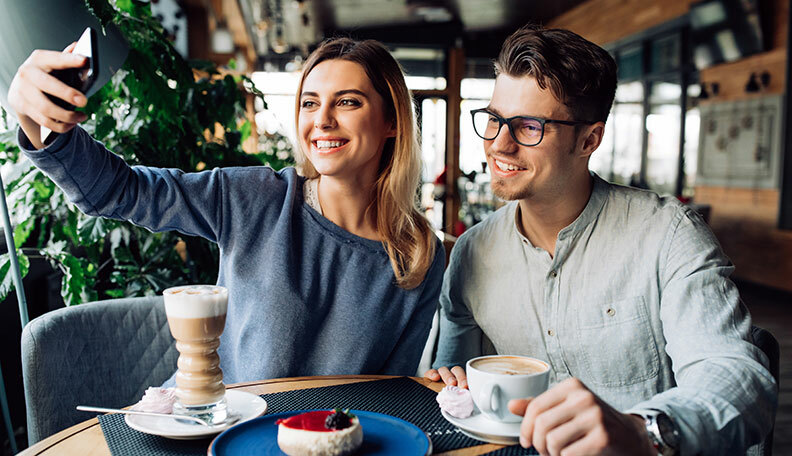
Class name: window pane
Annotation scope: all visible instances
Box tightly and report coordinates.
[611,103,644,185]
[419,98,446,231]
[646,103,681,195]
[591,112,614,178]
[405,76,447,90]
[420,98,447,182]
[650,33,680,74]
[682,85,701,196]
[615,81,644,103]
[460,99,489,175]
[618,45,643,80]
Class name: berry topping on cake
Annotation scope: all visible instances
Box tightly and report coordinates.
[325,409,353,430]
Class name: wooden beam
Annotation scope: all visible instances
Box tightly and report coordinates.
[444,46,464,235]
[222,0,257,70]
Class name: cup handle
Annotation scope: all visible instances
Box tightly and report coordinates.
[478,382,501,418]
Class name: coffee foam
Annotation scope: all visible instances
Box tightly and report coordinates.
[163,285,228,318]
[470,356,548,375]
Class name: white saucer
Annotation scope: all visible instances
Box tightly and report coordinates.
[125,390,267,440]
[441,407,521,445]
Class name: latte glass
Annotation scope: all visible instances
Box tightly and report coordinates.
[163,285,228,425]
[466,355,550,423]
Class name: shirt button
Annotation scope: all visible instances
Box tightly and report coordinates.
[547,329,555,336]
[606,308,616,316]
[550,270,558,278]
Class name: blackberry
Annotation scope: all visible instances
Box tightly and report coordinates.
[324,410,352,430]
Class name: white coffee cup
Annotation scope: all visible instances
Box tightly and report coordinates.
[466,355,550,423]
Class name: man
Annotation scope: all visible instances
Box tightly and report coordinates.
[425,25,776,455]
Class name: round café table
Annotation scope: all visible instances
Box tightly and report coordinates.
[18,375,507,456]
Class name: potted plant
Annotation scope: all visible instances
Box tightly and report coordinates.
[0,0,294,306]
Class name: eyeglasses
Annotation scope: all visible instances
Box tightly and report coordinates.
[470,108,594,147]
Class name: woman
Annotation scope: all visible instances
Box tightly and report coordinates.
[8,37,444,382]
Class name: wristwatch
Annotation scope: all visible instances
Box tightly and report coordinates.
[638,410,680,456]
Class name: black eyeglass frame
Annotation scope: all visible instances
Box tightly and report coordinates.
[470,108,595,147]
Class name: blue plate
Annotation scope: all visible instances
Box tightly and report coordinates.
[208,410,432,455]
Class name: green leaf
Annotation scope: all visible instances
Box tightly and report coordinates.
[60,253,88,306]
[84,0,116,29]
[13,218,35,249]
[0,252,30,302]
[105,288,125,298]
[78,216,109,243]
[239,120,252,143]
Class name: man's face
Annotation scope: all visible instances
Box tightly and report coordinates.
[484,74,589,202]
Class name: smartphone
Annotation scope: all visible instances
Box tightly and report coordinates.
[47,27,98,110]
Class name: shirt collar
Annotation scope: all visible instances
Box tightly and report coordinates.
[512,172,609,244]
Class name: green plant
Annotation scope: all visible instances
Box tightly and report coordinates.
[0,0,294,305]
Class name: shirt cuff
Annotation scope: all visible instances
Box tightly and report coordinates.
[17,126,75,154]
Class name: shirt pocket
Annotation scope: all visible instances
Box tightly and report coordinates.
[573,296,660,387]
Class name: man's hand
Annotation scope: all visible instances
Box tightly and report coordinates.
[423,366,468,389]
[507,378,656,456]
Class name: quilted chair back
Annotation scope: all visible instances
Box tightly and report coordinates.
[21,296,178,445]
[748,325,780,456]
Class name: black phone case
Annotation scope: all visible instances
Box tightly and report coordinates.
[46,27,98,111]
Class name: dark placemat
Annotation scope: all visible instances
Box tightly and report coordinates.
[482,445,539,455]
[98,377,484,455]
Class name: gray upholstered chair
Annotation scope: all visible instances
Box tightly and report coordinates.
[747,325,780,456]
[21,296,178,445]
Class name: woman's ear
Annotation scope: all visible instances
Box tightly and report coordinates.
[386,119,397,138]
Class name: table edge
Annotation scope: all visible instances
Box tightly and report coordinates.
[19,375,442,455]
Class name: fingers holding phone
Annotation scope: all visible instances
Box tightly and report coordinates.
[8,28,97,148]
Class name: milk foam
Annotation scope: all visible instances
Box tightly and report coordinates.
[163,285,228,318]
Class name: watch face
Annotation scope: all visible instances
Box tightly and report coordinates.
[656,413,680,449]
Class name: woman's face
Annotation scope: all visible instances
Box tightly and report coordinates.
[298,59,395,184]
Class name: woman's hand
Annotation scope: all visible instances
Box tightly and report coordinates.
[423,365,468,388]
[7,43,89,149]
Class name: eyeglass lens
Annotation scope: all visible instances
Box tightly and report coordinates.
[472,111,543,145]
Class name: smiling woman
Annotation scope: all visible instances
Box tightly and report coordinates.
[7,35,445,386]
[294,38,438,289]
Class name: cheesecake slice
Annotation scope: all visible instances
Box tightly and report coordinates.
[276,409,363,456]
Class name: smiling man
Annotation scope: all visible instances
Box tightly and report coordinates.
[425,25,776,455]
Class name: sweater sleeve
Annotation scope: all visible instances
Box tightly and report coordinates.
[19,126,225,243]
[624,208,777,455]
[379,239,446,376]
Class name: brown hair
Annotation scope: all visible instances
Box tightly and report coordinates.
[294,38,436,290]
[495,25,617,123]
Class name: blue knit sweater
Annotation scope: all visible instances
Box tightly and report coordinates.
[19,127,445,382]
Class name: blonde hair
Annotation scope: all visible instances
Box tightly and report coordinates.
[294,38,436,289]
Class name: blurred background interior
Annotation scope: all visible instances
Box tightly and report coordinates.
[0,0,790,454]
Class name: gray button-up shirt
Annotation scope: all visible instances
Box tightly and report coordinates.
[434,174,776,455]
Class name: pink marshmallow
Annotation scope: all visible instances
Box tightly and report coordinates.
[436,385,474,418]
[133,387,177,414]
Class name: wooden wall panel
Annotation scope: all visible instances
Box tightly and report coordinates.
[700,48,787,102]
[547,0,695,45]
[695,187,792,292]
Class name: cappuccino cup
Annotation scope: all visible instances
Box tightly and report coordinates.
[466,355,550,423]
[163,285,228,425]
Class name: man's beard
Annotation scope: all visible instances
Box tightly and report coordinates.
[490,175,533,201]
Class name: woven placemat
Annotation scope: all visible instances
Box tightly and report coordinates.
[99,377,487,455]
[482,445,539,455]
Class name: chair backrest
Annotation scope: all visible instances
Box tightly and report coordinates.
[21,296,178,445]
[747,325,779,456]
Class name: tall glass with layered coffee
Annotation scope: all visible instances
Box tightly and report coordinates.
[163,285,228,425]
